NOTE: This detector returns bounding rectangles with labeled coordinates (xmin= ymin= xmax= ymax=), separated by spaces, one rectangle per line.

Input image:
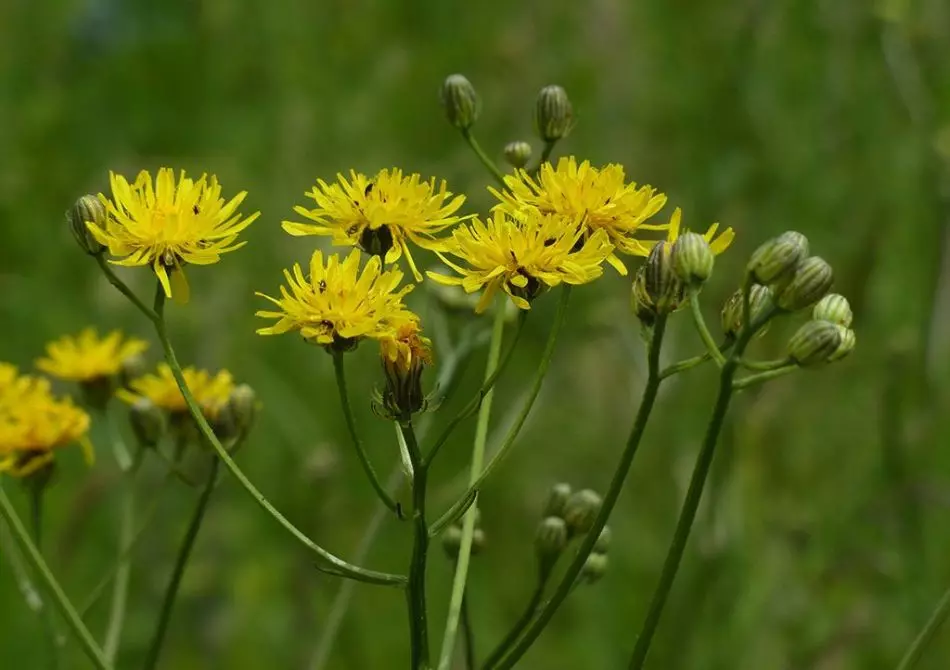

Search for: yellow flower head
xmin=491 ymin=157 xmax=668 ymax=274
xmin=88 ymin=168 xmax=260 ymax=301
xmin=119 ymin=364 xmax=234 ymax=419
xmin=256 ymin=248 xmax=418 ymax=348
xmin=427 ymin=209 xmax=614 ymax=313
xmin=282 ymin=168 xmax=469 ymax=281
xmin=378 ymin=321 xmax=433 ymax=417
xmin=660 ymin=207 xmax=734 ymax=255
xmin=36 ymin=328 xmax=148 ymax=383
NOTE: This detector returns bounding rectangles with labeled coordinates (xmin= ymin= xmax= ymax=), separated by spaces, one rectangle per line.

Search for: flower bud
xmin=226 ymin=384 xmax=259 ymax=437
xmin=471 ymin=528 xmax=487 ymax=556
xmin=776 ymin=256 xmax=834 ymax=311
xmin=535 ymin=85 xmax=574 ymax=143
xmin=118 ymin=354 xmax=148 ymax=390
xmin=580 ymin=552 xmax=609 ymax=585
xmin=441 ymin=74 xmax=480 ymax=130
xmin=747 ymin=231 xmax=809 ymax=286
xmin=543 ymin=482 xmax=572 ymax=519
xmin=442 ymin=525 xmax=464 ymax=559
xmin=672 ymin=232 xmax=714 ymax=286
xmin=594 ymin=526 xmax=611 ymax=555
xmin=812 ymin=293 xmax=853 ymax=328
xmin=828 ymin=325 xmax=856 ymax=362
xmin=130 ymin=398 xmax=165 ymax=448
xmin=563 ymin=489 xmax=602 ymax=536
xmin=67 ymin=194 xmax=106 ymax=256
xmin=380 ymin=325 xmax=432 ymax=418
xmin=503 ymin=141 xmax=532 ymax=169
xmin=535 ymin=516 xmax=569 ymax=570
xmin=721 ymin=285 xmax=773 ymax=338
xmin=788 ymin=320 xmax=842 ymax=367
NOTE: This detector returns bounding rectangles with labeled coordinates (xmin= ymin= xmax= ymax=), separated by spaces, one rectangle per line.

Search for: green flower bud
xmin=118 ymin=353 xmax=148 ymax=390
xmin=563 ymin=489 xmax=602 ymax=536
xmin=828 ymin=325 xmax=856 ymax=362
xmin=788 ymin=320 xmax=842 ymax=367
xmin=747 ymin=231 xmax=809 ymax=286
xmin=580 ymin=552 xmax=609 ymax=584
xmin=441 ymin=74 xmax=480 ymax=130
xmin=503 ymin=141 xmax=533 ymax=169
xmin=594 ymin=526 xmax=611 ymax=555
xmin=67 ymin=194 xmax=106 ymax=256
xmin=543 ymin=482 xmax=572 ymax=518
xmin=633 ymin=242 xmax=685 ymax=327
xmin=535 ymin=516 xmax=569 ymax=568
xmin=471 ymin=528 xmax=487 ymax=556
xmin=721 ymin=284 xmax=774 ymax=338
xmin=672 ymin=232 xmax=714 ymax=286
xmin=535 ymin=85 xmax=574 ymax=143
xmin=130 ymin=398 xmax=165 ymax=448
xmin=442 ymin=525 xmax=464 ymax=559
xmin=227 ymin=384 xmax=259 ymax=436
xmin=776 ymin=256 xmax=834 ymax=311
xmin=812 ymin=293 xmax=852 ymax=328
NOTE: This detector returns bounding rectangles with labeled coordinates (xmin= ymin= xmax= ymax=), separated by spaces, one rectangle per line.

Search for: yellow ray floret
xmin=490 ymin=156 xmax=668 ymax=274
xmin=119 ymin=364 xmax=234 ymax=419
xmin=427 ymin=210 xmax=614 ymax=313
xmin=256 ymin=248 xmax=418 ymax=346
xmin=662 ymin=207 xmax=735 ymax=254
xmin=87 ymin=168 xmax=260 ymax=300
xmin=282 ymin=168 xmax=469 ymax=281
xmin=36 ymin=328 xmax=148 ymax=383
xmin=380 ymin=321 xmax=433 ymax=375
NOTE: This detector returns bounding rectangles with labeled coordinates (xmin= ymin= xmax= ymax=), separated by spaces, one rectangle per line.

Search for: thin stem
xmin=461 ymin=128 xmax=507 ymax=188
xmin=0 ymin=519 xmax=45 ymax=613
xmin=736 ymin=357 xmax=792 ymax=372
xmin=660 ymin=352 xmax=711 ymax=380
xmin=142 ymin=457 xmax=219 ymax=670
xmin=436 ymin=301 xmax=508 ymax=670
xmin=461 ymin=592 xmax=477 ymax=670
xmin=732 ymin=365 xmax=796 ymax=390
xmin=531 ymin=140 xmax=557 ymax=175
xmin=896 ymin=583 xmax=950 ymax=670
xmin=688 ymin=289 xmax=726 ymax=367
xmin=95 ymin=256 xmax=158 ymax=323
xmin=31 ymin=486 xmax=62 ymax=670
xmin=332 ymin=350 xmax=400 ymax=515
xmin=482 ymin=580 xmax=546 ymax=669
xmin=494 ymin=314 xmax=668 ymax=670
xmin=0 ymin=484 xmax=112 ymax=670
xmin=149 ymin=288 xmax=403 ymax=587
xmin=401 ymin=421 xmax=431 ymax=669
xmin=431 ymin=288 xmax=572 ymax=538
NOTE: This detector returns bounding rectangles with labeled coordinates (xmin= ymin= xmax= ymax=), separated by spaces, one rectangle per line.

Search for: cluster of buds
xmin=787 ymin=293 xmax=856 ymax=367
xmin=747 ymin=231 xmax=834 ymax=314
xmin=535 ymin=483 xmax=609 ymax=583
xmin=442 ymin=507 xmax=486 ymax=560
xmin=633 ymin=231 xmax=716 ymax=326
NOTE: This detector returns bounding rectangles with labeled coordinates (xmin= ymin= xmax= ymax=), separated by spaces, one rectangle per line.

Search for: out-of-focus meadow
xmin=3 ymin=0 xmax=950 ymax=668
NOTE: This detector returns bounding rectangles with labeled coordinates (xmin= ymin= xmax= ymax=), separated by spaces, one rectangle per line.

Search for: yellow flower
xmin=36 ymin=328 xmax=148 ymax=383
xmin=427 ymin=209 xmax=614 ymax=313
xmin=490 ymin=157 xmax=668 ymax=274
xmin=282 ymin=168 xmax=469 ymax=281
xmin=378 ymin=321 xmax=433 ymax=416
xmin=119 ymin=364 xmax=234 ymax=419
xmin=661 ymin=207 xmax=734 ymax=255
xmin=256 ymin=248 xmax=418 ymax=348
xmin=88 ymin=168 xmax=260 ymax=301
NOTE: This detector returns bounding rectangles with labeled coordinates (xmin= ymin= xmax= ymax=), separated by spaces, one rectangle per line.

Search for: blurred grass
xmin=3 ymin=0 xmax=950 ymax=668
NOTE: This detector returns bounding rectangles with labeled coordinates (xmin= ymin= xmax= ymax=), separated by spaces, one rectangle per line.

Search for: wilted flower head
xmin=283 ymin=168 xmax=468 ymax=281
xmin=88 ymin=168 xmax=259 ymax=301
xmin=36 ymin=328 xmax=148 ymax=383
xmin=119 ymin=364 xmax=234 ymax=420
xmin=378 ymin=321 xmax=433 ymax=417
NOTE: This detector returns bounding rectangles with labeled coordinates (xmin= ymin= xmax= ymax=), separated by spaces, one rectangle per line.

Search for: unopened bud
xmin=471 ymin=528 xmax=487 ymax=556
xmin=594 ymin=526 xmax=612 ymax=555
xmin=563 ymin=489 xmax=602 ymax=536
xmin=580 ymin=552 xmax=609 ymax=584
xmin=721 ymin=285 xmax=774 ymax=338
xmin=813 ymin=293 xmax=853 ymax=328
xmin=535 ymin=85 xmax=574 ymax=143
xmin=747 ymin=231 xmax=809 ymax=286
xmin=228 ymin=384 xmax=259 ymax=436
xmin=828 ymin=326 xmax=856 ymax=362
xmin=788 ymin=320 xmax=842 ymax=367
xmin=634 ymin=242 xmax=684 ymax=326
xmin=130 ymin=398 xmax=165 ymax=448
xmin=118 ymin=354 xmax=148 ymax=390
xmin=68 ymin=194 xmax=106 ymax=256
xmin=441 ymin=74 xmax=480 ymax=130
xmin=535 ymin=516 xmax=568 ymax=568
xmin=672 ymin=232 xmax=714 ymax=286
xmin=442 ymin=525 xmax=464 ymax=559
xmin=543 ymin=482 xmax=572 ymax=519
xmin=503 ymin=141 xmax=533 ymax=169
xmin=776 ymin=256 xmax=834 ymax=311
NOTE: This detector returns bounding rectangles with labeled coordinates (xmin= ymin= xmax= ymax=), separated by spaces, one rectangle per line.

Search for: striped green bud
xmin=776 ymin=256 xmax=834 ymax=311
xmin=503 ymin=141 xmax=532 ymax=169
xmin=68 ymin=194 xmax=106 ymax=256
xmin=788 ymin=320 xmax=842 ymax=367
xmin=812 ymin=293 xmax=852 ymax=328
xmin=672 ymin=232 xmax=714 ymax=286
xmin=747 ymin=231 xmax=808 ymax=286
xmin=441 ymin=74 xmax=480 ymax=130
xmin=535 ymin=85 xmax=574 ymax=143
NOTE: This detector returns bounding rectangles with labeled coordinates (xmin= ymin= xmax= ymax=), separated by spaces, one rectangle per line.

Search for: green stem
xmin=0 ymin=484 xmax=111 ymax=670
xmin=0 ymin=519 xmax=45 ymax=613
xmin=332 ymin=350 xmax=400 ymax=515
xmin=494 ymin=315 xmax=668 ymax=670
xmin=461 ymin=592 xmax=477 ymax=670
xmin=142 ymin=457 xmax=220 ymax=670
xmin=688 ymin=289 xmax=726 ymax=367
xmin=461 ymin=129 xmax=508 ymax=188
xmin=896 ymin=583 xmax=950 ymax=670
xmin=531 ymin=140 xmax=557 ymax=175
xmin=732 ymin=365 xmax=797 ymax=390
xmin=482 ymin=579 xmax=546 ymax=669
xmin=736 ymin=357 xmax=792 ymax=371
xmin=660 ymin=352 xmax=711 ymax=380
xmin=401 ymin=420 xmax=431 ymax=669
xmin=430 ymin=288 xmax=572 ymax=538
xmin=149 ymin=288 xmax=403 ymax=587
xmin=436 ymin=301 xmax=507 ymax=670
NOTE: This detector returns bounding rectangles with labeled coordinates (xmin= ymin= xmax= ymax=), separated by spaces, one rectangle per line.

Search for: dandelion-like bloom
xmin=427 ymin=209 xmax=614 ymax=313
xmin=36 ymin=328 xmax=148 ymax=383
xmin=491 ymin=157 xmax=668 ymax=274
xmin=378 ymin=321 xmax=433 ymax=417
xmin=282 ymin=168 xmax=468 ymax=281
xmin=88 ymin=168 xmax=260 ymax=301
xmin=119 ymin=364 xmax=234 ymax=419
xmin=256 ymin=248 xmax=418 ymax=348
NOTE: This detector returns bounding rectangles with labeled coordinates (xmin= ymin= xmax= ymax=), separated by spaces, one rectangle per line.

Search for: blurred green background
xmin=3 ymin=0 xmax=950 ymax=668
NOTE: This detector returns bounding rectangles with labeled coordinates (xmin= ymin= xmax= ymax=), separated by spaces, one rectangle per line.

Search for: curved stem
xmin=142 ymin=457 xmax=219 ymax=670
xmin=431 ymin=288 xmax=572 ymax=538
xmin=150 ymin=288 xmax=404 ymax=587
xmin=688 ymin=289 xmax=726 ymax=367
xmin=461 ymin=592 xmax=477 ymax=670
xmin=732 ymin=365 xmax=796 ymax=390
xmin=897 ymin=583 xmax=950 ymax=670
xmin=332 ymin=351 xmax=400 ymax=515
xmin=461 ymin=129 xmax=507 ymax=188
xmin=737 ymin=357 xmax=792 ymax=372
xmin=494 ymin=314 xmax=668 ymax=670
xmin=482 ymin=579 xmax=546 ymax=669
xmin=95 ymin=256 xmax=158 ymax=323
xmin=401 ymin=421 xmax=431 ymax=669
xmin=0 ymin=484 xmax=112 ymax=670
xmin=436 ymin=301 xmax=508 ymax=670
xmin=660 ymin=352 xmax=711 ymax=380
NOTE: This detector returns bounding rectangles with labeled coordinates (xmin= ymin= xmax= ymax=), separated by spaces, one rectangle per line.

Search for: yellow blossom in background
xmin=491 ymin=157 xmax=668 ymax=275
xmin=282 ymin=168 xmax=469 ymax=281
xmin=88 ymin=168 xmax=260 ymax=301
xmin=428 ymin=209 xmax=614 ymax=313
xmin=36 ymin=328 xmax=148 ymax=383
xmin=256 ymin=248 xmax=418 ymax=347
xmin=119 ymin=364 xmax=234 ymax=419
